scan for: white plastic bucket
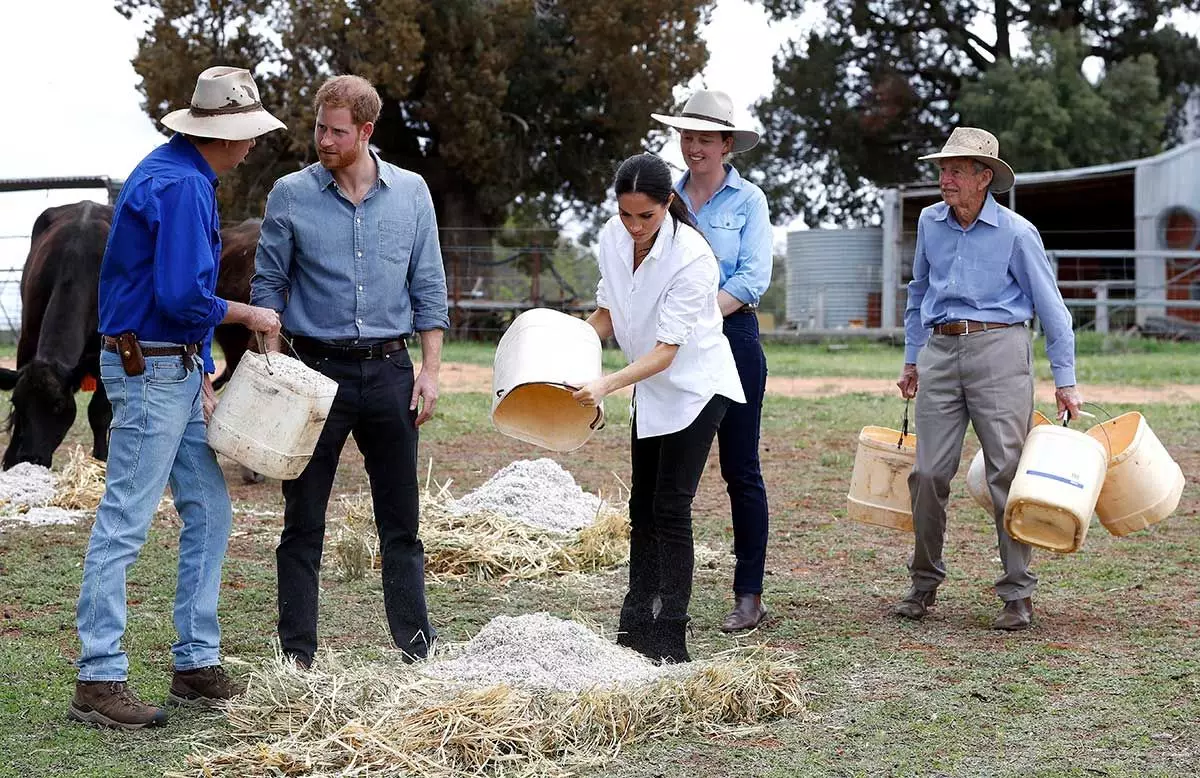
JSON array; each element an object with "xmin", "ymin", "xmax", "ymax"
[
  {"xmin": 207, "ymin": 351, "xmax": 339, "ymax": 480},
  {"xmin": 966, "ymin": 410, "xmax": 1053, "ymax": 513},
  {"xmin": 491, "ymin": 308, "xmax": 605, "ymax": 452},
  {"xmin": 846, "ymin": 425, "xmax": 918, "ymax": 531},
  {"xmin": 1003, "ymin": 424, "xmax": 1108, "ymax": 553},
  {"xmin": 1085, "ymin": 412, "xmax": 1186, "ymax": 537}
]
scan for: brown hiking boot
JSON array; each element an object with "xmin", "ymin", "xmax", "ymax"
[
  {"xmin": 893, "ymin": 587, "xmax": 937, "ymax": 620},
  {"xmin": 68, "ymin": 680, "xmax": 168, "ymax": 730},
  {"xmin": 167, "ymin": 665, "xmax": 245, "ymax": 707},
  {"xmin": 992, "ymin": 597, "xmax": 1034, "ymax": 631},
  {"xmin": 720, "ymin": 593, "xmax": 768, "ymax": 632}
]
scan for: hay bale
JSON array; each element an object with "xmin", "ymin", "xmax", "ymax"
[{"xmin": 175, "ymin": 615, "xmax": 809, "ymax": 778}]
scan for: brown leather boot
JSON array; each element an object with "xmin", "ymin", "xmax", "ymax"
[
  {"xmin": 720, "ymin": 594, "xmax": 768, "ymax": 633},
  {"xmin": 167, "ymin": 665, "xmax": 245, "ymax": 707},
  {"xmin": 992, "ymin": 597, "xmax": 1033, "ymax": 631},
  {"xmin": 68, "ymin": 680, "xmax": 168, "ymax": 730},
  {"xmin": 893, "ymin": 587, "xmax": 937, "ymax": 620}
]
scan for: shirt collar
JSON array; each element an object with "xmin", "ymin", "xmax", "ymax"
[
  {"xmin": 169, "ymin": 134, "xmax": 218, "ymax": 186},
  {"xmin": 933, "ymin": 192, "xmax": 999, "ymax": 229},
  {"xmin": 314, "ymin": 148, "xmax": 390, "ymax": 190},
  {"xmin": 676, "ymin": 163, "xmax": 744, "ymax": 197}
]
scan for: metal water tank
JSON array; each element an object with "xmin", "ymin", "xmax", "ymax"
[{"xmin": 786, "ymin": 228, "xmax": 882, "ymax": 328}]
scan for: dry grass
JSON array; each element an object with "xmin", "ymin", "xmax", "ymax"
[
  {"xmin": 174, "ymin": 644, "xmax": 809, "ymax": 778},
  {"xmin": 330, "ymin": 475, "xmax": 629, "ymax": 583},
  {"xmin": 49, "ymin": 445, "xmax": 108, "ymax": 511}
]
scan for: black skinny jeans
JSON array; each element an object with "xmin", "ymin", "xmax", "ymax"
[
  {"xmin": 621, "ymin": 395, "xmax": 730, "ymax": 632},
  {"xmin": 276, "ymin": 348, "xmax": 434, "ymax": 666}
]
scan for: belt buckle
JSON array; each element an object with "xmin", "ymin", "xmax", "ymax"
[{"xmin": 348, "ymin": 345, "xmax": 374, "ymax": 360}]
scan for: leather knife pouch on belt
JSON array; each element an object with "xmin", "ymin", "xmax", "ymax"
[{"xmin": 117, "ymin": 332, "xmax": 146, "ymax": 376}]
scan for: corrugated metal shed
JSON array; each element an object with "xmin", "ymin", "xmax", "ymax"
[{"xmin": 786, "ymin": 228, "xmax": 882, "ymax": 328}]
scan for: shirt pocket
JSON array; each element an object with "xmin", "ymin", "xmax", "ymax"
[
  {"xmin": 706, "ymin": 211, "xmax": 746, "ymax": 262},
  {"xmin": 379, "ymin": 219, "xmax": 415, "ymax": 266},
  {"xmin": 962, "ymin": 254, "xmax": 1011, "ymax": 304}
]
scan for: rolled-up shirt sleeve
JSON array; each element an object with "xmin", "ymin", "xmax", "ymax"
[
  {"xmin": 595, "ymin": 274, "xmax": 609, "ymax": 309},
  {"xmin": 150, "ymin": 178, "xmax": 228, "ymax": 333},
  {"xmin": 1011, "ymin": 226, "xmax": 1076, "ymax": 386},
  {"xmin": 251, "ymin": 180, "xmax": 294, "ymax": 312},
  {"xmin": 656, "ymin": 255, "xmax": 718, "ymax": 346},
  {"xmin": 407, "ymin": 179, "xmax": 450, "ymax": 332},
  {"xmin": 721, "ymin": 190, "xmax": 774, "ymax": 306}
]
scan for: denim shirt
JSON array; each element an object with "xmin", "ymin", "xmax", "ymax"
[
  {"xmin": 251, "ymin": 152, "xmax": 450, "ymax": 340},
  {"xmin": 904, "ymin": 193, "xmax": 1076, "ymax": 386},
  {"xmin": 675, "ymin": 165, "xmax": 773, "ymax": 306},
  {"xmin": 98, "ymin": 134, "xmax": 229, "ymax": 372}
]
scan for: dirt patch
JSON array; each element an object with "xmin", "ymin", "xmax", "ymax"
[{"xmin": 764, "ymin": 375, "xmax": 1200, "ymax": 405}]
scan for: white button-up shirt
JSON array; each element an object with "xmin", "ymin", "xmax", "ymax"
[{"xmin": 596, "ymin": 213, "xmax": 745, "ymax": 439}]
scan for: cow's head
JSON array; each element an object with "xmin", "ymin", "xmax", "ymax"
[{"xmin": 3, "ymin": 360, "xmax": 77, "ymax": 469}]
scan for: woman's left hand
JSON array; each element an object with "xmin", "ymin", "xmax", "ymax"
[{"xmin": 572, "ymin": 379, "xmax": 609, "ymax": 408}]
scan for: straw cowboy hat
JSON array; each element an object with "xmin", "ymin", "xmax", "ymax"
[
  {"xmin": 919, "ymin": 127, "xmax": 1016, "ymax": 194},
  {"xmin": 161, "ymin": 66, "xmax": 286, "ymax": 141},
  {"xmin": 651, "ymin": 90, "xmax": 760, "ymax": 154}
]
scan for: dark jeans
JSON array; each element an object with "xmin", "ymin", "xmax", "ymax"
[
  {"xmin": 276, "ymin": 349, "xmax": 434, "ymax": 666},
  {"xmin": 719, "ymin": 310, "xmax": 770, "ymax": 594},
  {"xmin": 621, "ymin": 395, "xmax": 729, "ymax": 638}
]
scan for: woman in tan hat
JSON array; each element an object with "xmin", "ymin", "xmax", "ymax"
[
  {"xmin": 652, "ymin": 90, "xmax": 773, "ymax": 633},
  {"xmin": 69, "ymin": 66, "xmax": 284, "ymax": 730}
]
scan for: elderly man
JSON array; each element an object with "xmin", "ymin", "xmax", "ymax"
[
  {"xmin": 70, "ymin": 67, "xmax": 283, "ymax": 729},
  {"xmin": 253, "ymin": 74, "xmax": 448, "ymax": 668},
  {"xmin": 894, "ymin": 127, "xmax": 1083, "ymax": 631}
]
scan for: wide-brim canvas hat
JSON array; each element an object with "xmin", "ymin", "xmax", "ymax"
[
  {"xmin": 161, "ymin": 66, "xmax": 286, "ymax": 141},
  {"xmin": 918, "ymin": 127, "xmax": 1015, "ymax": 193},
  {"xmin": 651, "ymin": 90, "xmax": 760, "ymax": 154}
]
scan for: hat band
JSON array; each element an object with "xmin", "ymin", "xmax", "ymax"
[
  {"xmin": 189, "ymin": 101, "xmax": 264, "ymax": 118},
  {"xmin": 681, "ymin": 111, "xmax": 734, "ymax": 128}
]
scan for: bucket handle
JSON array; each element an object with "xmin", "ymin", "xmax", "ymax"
[
  {"xmin": 898, "ymin": 398, "xmax": 910, "ymax": 450},
  {"xmin": 253, "ymin": 332, "xmax": 304, "ymax": 376},
  {"xmin": 1057, "ymin": 402, "xmax": 1114, "ymax": 460},
  {"xmin": 496, "ymin": 381, "xmax": 606, "ymax": 433}
]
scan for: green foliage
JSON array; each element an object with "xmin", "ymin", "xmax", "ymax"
[
  {"xmin": 116, "ymin": 0, "xmax": 715, "ymax": 228},
  {"xmin": 751, "ymin": 0, "xmax": 1200, "ymax": 227},
  {"xmin": 956, "ymin": 31, "xmax": 1168, "ymax": 172}
]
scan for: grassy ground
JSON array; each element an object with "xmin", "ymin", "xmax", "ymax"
[
  {"xmin": 0, "ymin": 362, "xmax": 1198, "ymax": 776},
  {"xmin": 429, "ymin": 332, "xmax": 1200, "ymax": 385}
]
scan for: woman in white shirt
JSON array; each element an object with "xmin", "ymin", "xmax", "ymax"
[{"xmin": 573, "ymin": 153, "xmax": 744, "ymax": 663}]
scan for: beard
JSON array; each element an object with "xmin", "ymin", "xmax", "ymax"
[{"xmin": 318, "ymin": 143, "xmax": 361, "ymax": 170}]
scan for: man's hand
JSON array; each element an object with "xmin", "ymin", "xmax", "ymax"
[
  {"xmin": 1055, "ymin": 384, "xmax": 1084, "ymax": 422},
  {"xmin": 896, "ymin": 363, "xmax": 919, "ymax": 399},
  {"xmin": 225, "ymin": 301, "xmax": 281, "ymax": 338},
  {"xmin": 201, "ymin": 374, "xmax": 217, "ymax": 424},
  {"xmin": 411, "ymin": 370, "xmax": 439, "ymax": 426},
  {"xmin": 572, "ymin": 378, "xmax": 610, "ymax": 408}
]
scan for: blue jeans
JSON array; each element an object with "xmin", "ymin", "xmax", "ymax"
[
  {"xmin": 719, "ymin": 311, "xmax": 770, "ymax": 595},
  {"xmin": 76, "ymin": 346, "xmax": 233, "ymax": 681}
]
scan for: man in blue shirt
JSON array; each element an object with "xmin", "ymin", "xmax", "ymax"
[
  {"xmin": 894, "ymin": 128, "xmax": 1084, "ymax": 631},
  {"xmin": 70, "ymin": 67, "xmax": 284, "ymax": 730},
  {"xmin": 253, "ymin": 75, "xmax": 449, "ymax": 668},
  {"xmin": 654, "ymin": 90, "xmax": 774, "ymax": 632}
]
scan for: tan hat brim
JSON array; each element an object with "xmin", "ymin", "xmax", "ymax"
[
  {"xmin": 651, "ymin": 113, "xmax": 760, "ymax": 154},
  {"xmin": 161, "ymin": 108, "xmax": 287, "ymax": 141},
  {"xmin": 918, "ymin": 151, "xmax": 1016, "ymax": 194}
]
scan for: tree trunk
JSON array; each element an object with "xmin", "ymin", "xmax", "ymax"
[{"xmin": 995, "ymin": 0, "xmax": 1011, "ymax": 61}]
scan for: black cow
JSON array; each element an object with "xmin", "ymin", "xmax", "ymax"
[{"xmin": 1, "ymin": 203, "xmax": 259, "ymax": 469}]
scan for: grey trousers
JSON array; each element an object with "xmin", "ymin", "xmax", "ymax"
[{"xmin": 908, "ymin": 325, "xmax": 1037, "ymax": 601}]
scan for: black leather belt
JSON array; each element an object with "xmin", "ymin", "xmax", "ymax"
[
  {"xmin": 291, "ymin": 335, "xmax": 407, "ymax": 360},
  {"xmin": 102, "ymin": 337, "xmax": 199, "ymax": 358},
  {"xmin": 733, "ymin": 304, "xmax": 758, "ymax": 315},
  {"xmin": 932, "ymin": 320, "xmax": 1015, "ymax": 336}
]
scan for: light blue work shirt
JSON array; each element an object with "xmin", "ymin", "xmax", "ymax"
[
  {"xmin": 903, "ymin": 193, "xmax": 1076, "ymax": 386},
  {"xmin": 675, "ymin": 165, "xmax": 773, "ymax": 306},
  {"xmin": 251, "ymin": 151, "xmax": 450, "ymax": 339}
]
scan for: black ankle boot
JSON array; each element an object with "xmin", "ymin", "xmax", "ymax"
[{"xmin": 652, "ymin": 617, "xmax": 691, "ymax": 664}]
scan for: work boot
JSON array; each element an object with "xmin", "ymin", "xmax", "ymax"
[
  {"xmin": 992, "ymin": 597, "xmax": 1034, "ymax": 631},
  {"xmin": 720, "ymin": 593, "xmax": 768, "ymax": 633},
  {"xmin": 893, "ymin": 587, "xmax": 937, "ymax": 620},
  {"xmin": 167, "ymin": 665, "xmax": 245, "ymax": 707},
  {"xmin": 68, "ymin": 680, "xmax": 168, "ymax": 730},
  {"xmin": 617, "ymin": 611, "xmax": 656, "ymax": 661}
]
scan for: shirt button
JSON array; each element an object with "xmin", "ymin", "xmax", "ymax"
[
  {"xmin": 357, "ymin": 251, "xmax": 363, "ymax": 257},
  {"xmin": 356, "ymin": 318, "xmax": 363, "ymax": 325},
  {"xmin": 358, "ymin": 285, "xmax": 363, "ymax": 291},
  {"xmin": 356, "ymin": 218, "xmax": 361, "ymax": 224}
]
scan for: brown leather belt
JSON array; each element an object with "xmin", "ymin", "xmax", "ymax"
[
  {"xmin": 932, "ymin": 320, "xmax": 1015, "ymax": 336},
  {"xmin": 292, "ymin": 335, "xmax": 407, "ymax": 360},
  {"xmin": 733, "ymin": 304, "xmax": 758, "ymax": 315},
  {"xmin": 102, "ymin": 336, "xmax": 199, "ymax": 358}
]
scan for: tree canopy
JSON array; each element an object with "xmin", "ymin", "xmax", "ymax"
[
  {"xmin": 117, "ymin": 0, "xmax": 714, "ymax": 233},
  {"xmin": 749, "ymin": 0, "xmax": 1200, "ymax": 227}
]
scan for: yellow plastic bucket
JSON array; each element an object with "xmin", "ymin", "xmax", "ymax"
[
  {"xmin": 1085, "ymin": 412, "xmax": 1186, "ymax": 537},
  {"xmin": 847, "ymin": 425, "xmax": 918, "ymax": 531},
  {"xmin": 966, "ymin": 410, "xmax": 1054, "ymax": 513},
  {"xmin": 1003, "ymin": 424, "xmax": 1108, "ymax": 553}
]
